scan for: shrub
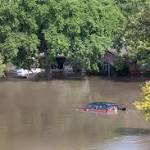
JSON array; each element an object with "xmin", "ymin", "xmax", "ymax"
[
  {"xmin": 0, "ymin": 54, "xmax": 6, "ymax": 77},
  {"xmin": 134, "ymin": 81, "xmax": 150, "ymax": 120}
]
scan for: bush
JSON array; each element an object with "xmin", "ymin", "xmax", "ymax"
[
  {"xmin": 0, "ymin": 54, "xmax": 6, "ymax": 77},
  {"xmin": 134, "ymin": 81, "xmax": 150, "ymax": 121}
]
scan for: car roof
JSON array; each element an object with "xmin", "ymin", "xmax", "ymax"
[{"xmin": 88, "ymin": 102, "xmax": 117, "ymax": 106}]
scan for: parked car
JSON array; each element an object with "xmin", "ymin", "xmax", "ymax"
[
  {"xmin": 31, "ymin": 68, "xmax": 44, "ymax": 74},
  {"xmin": 8, "ymin": 68, "xmax": 32, "ymax": 78}
]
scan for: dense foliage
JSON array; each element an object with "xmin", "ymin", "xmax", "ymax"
[
  {"xmin": 0, "ymin": 0, "xmax": 149, "ymax": 76},
  {"xmin": 0, "ymin": 0, "xmax": 125, "ymax": 74},
  {"xmin": 0, "ymin": 54, "xmax": 5, "ymax": 77},
  {"xmin": 115, "ymin": 0, "xmax": 150, "ymax": 62},
  {"xmin": 0, "ymin": 0, "xmax": 39, "ymax": 69},
  {"xmin": 115, "ymin": 0, "xmax": 147, "ymax": 16},
  {"xmin": 134, "ymin": 82, "xmax": 150, "ymax": 121},
  {"xmin": 43, "ymin": 0, "xmax": 125, "ymax": 70},
  {"xmin": 125, "ymin": 8, "xmax": 150, "ymax": 64}
]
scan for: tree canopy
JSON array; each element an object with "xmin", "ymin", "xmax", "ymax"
[
  {"xmin": 42, "ymin": 0, "xmax": 125, "ymax": 70},
  {"xmin": 114, "ymin": 0, "xmax": 150, "ymax": 62},
  {"xmin": 125, "ymin": 8, "xmax": 150, "ymax": 64},
  {"xmin": 0, "ymin": 0, "xmax": 39, "ymax": 69},
  {"xmin": 0, "ymin": 0, "xmax": 149, "ymax": 75},
  {"xmin": 0, "ymin": 0, "xmax": 125, "ymax": 72}
]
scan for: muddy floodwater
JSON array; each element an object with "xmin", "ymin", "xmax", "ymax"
[{"xmin": 0, "ymin": 77, "xmax": 150, "ymax": 150}]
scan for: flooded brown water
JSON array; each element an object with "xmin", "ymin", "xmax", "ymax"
[{"xmin": 0, "ymin": 77, "xmax": 150, "ymax": 150}]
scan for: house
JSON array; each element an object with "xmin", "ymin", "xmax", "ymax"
[{"xmin": 100, "ymin": 47, "xmax": 131, "ymax": 77}]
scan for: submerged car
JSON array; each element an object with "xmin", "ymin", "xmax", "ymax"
[{"xmin": 80, "ymin": 102, "xmax": 126, "ymax": 113}]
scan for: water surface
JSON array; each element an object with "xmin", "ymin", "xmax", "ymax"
[{"xmin": 0, "ymin": 77, "xmax": 149, "ymax": 150}]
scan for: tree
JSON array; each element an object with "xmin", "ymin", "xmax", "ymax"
[
  {"xmin": 0, "ymin": 0, "xmax": 19, "ymax": 62},
  {"xmin": 0, "ymin": 0, "xmax": 39, "ymax": 69},
  {"xmin": 125, "ymin": 9, "xmax": 150, "ymax": 64},
  {"xmin": 112, "ymin": 0, "xmax": 150, "ymax": 74},
  {"xmin": 43, "ymin": 0, "xmax": 125, "ymax": 71},
  {"xmin": 0, "ymin": 0, "xmax": 125, "ymax": 74}
]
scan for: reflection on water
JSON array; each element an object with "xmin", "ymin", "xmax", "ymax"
[{"xmin": 0, "ymin": 77, "xmax": 149, "ymax": 150}]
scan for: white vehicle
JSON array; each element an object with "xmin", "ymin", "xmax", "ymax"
[
  {"xmin": 31, "ymin": 68, "xmax": 44, "ymax": 74},
  {"xmin": 9, "ymin": 68, "xmax": 32, "ymax": 78}
]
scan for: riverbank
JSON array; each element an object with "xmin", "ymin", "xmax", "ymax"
[{"xmin": 1, "ymin": 73, "xmax": 150, "ymax": 83}]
